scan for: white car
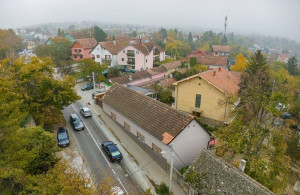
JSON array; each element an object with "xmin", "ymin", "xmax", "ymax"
[
  {"xmin": 111, "ymin": 187, "xmax": 124, "ymax": 195},
  {"xmin": 80, "ymin": 107, "xmax": 92, "ymax": 118}
]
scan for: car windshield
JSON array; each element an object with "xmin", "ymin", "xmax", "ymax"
[
  {"xmin": 74, "ymin": 121, "xmax": 82, "ymax": 127},
  {"xmin": 85, "ymin": 110, "xmax": 91, "ymax": 114},
  {"xmin": 111, "ymin": 150, "xmax": 121, "ymax": 157},
  {"xmin": 58, "ymin": 132, "xmax": 68, "ymax": 140}
]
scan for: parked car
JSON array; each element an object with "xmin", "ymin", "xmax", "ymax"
[
  {"xmin": 101, "ymin": 141, "xmax": 123, "ymax": 162},
  {"xmin": 57, "ymin": 127, "xmax": 70, "ymax": 147},
  {"xmin": 70, "ymin": 114, "xmax": 84, "ymax": 130},
  {"xmin": 92, "ymin": 90, "xmax": 105, "ymax": 99},
  {"xmin": 81, "ymin": 83, "xmax": 94, "ymax": 91},
  {"xmin": 282, "ymin": 112, "xmax": 291, "ymax": 119},
  {"xmin": 111, "ymin": 187, "xmax": 124, "ymax": 195},
  {"xmin": 80, "ymin": 107, "xmax": 92, "ymax": 118}
]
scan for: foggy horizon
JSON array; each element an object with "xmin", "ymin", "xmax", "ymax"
[{"xmin": 0, "ymin": 0, "xmax": 299, "ymax": 42}]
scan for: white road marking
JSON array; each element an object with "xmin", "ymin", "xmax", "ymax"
[{"xmin": 71, "ymin": 104, "xmax": 128, "ymax": 194}]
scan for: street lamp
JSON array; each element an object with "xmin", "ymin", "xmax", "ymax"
[{"xmin": 161, "ymin": 143, "xmax": 174, "ymax": 194}]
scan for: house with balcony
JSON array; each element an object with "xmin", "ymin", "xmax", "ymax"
[
  {"xmin": 173, "ymin": 67, "xmax": 241, "ymax": 126},
  {"xmin": 90, "ymin": 40, "xmax": 127, "ymax": 67},
  {"xmin": 100, "ymin": 83, "xmax": 211, "ymax": 169},
  {"xmin": 212, "ymin": 45, "xmax": 230, "ymax": 56},
  {"xmin": 117, "ymin": 42, "xmax": 165, "ymax": 71},
  {"xmin": 71, "ymin": 38, "xmax": 98, "ymax": 61}
]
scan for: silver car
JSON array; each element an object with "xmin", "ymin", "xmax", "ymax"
[
  {"xmin": 70, "ymin": 114, "xmax": 84, "ymax": 130},
  {"xmin": 80, "ymin": 107, "xmax": 92, "ymax": 118}
]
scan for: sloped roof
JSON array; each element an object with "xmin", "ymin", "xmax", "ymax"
[
  {"xmin": 185, "ymin": 149, "xmax": 275, "ymax": 195},
  {"xmin": 131, "ymin": 43, "xmax": 150, "ymax": 55},
  {"xmin": 163, "ymin": 60, "xmax": 181, "ymax": 70},
  {"xmin": 110, "ymin": 70, "xmax": 151, "ymax": 85},
  {"xmin": 177, "ymin": 67, "xmax": 188, "ymax": 74},
  {"xmin": 102, "ymin": 83, "xmax": 194, "ymax": 144},
  {"xmin": 159, "ymin": 77, "xmax": 176, "ymax": 87},
  {"xmin": 100, "ymin": 40, "xmax": 128, "ymax": 55},
  {"xmin": 76, "ymin": 38, "xmax": 98, "ymax": 49},
  {"xmin": 144, "ymin": 42, "xmax": 164, "ymax": 52},
  {"xmin": 146, "ymin": 66, "xmax": 168, "ymax": 76},
  {"xmin": 173, "ymin": 67, "xmax": 240, "ymax": 95},
  {"xmin": 196, "ymin": 55, "xmax": 228, "ymax": 66},
  {"xmin": 212, "ymin": 45, "xmax": 231, "ymax": 53}
]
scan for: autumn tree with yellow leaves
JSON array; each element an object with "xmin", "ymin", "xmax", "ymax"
[{"xmin": 232, "ymin": 53, "xmax": 247, "ymax": 71}]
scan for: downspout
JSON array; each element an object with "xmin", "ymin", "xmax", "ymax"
[
  {"xmin": 223, "ymin": 94, "xmax": 228, "ymax": 125},
  {"xmin": 175, "ymin": 85, "xmax": 178, "ymax": 109}
]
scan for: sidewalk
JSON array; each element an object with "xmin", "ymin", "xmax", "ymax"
[{"xmin": 77, "ymin": 85, "xmax": 186, "ymax": 195}]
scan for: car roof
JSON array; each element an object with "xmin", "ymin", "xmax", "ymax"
[
  {"xmin": 71, "ymin": 113, "xmax": 79, "ymax": 118},
  {"xmin": 81, "ymin": 107, "xmax": 90, "ymax": 111},
  {"xmin": 107, "ymin": 144, "xmax": 118, "ymax": 151}
]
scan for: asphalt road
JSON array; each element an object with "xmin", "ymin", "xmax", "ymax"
[{"xmin": 62, "ymin": 101, "xmax": 141, "ymax": 194}]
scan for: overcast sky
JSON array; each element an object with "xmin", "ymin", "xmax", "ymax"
[{"xmin": 0, "ymin": 0, "xmax": 299, "ymax": 42}]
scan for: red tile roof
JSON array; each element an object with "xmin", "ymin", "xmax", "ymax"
[
  {"xmin": 177, "ymin": 67, "xmax": 188, "ymax": 74},
  {"xmin": 146, "ymin": 66, "xmax": 168, "ymax": 76},
  {"xmin": 131, "ymin": 42, "xmax": 164, "ymax": 55},
  {"xmin": 102, "ymin": 83, "xmax": 194, "ymax": 144},
  {"xmin": 174, "ymin": 67, "xmax": 240, "ymax": 95},
  {"xmin": 212, "ymin": 45, "xmax": 230, "ymax": 53},
  {"xmin": 76, "ymin": 38, "xmax": 98, "ymax": 49},
  {"xmin": 100, "ymin": 40, "xmax": 128, "ymax": 55},
  {"xmin": 68, "ymin": 30, "xmax": 91, "ymax": 39},
  {"xmin": 110, "ymin": 70, "xmax": 152, "ymax": 85},
  {"xmin": 159, "ymin": 77, "xmax": 176, "ymax": 87},
  {"xmin": 196, "ymin": 55, "xmax": 228, "ymax": 66},
  {"xmin": 163, "ymin": 60, "xmax": 181, "ymax": 70}
]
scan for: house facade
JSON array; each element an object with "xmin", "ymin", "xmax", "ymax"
[
  {"xmin": 101, "ymin": 84, "xmax": 211, "ymax": 169},
  {"xmin": 212, "ymin": 45, "xmax": 230, "ymax": 56},
  {"xmin": 173, "ymin": 67, "xmax": 240, "ymax": 126},
  {"xmin": 90, "ymin": 40, "xmax": 126, "ymax": 67},
  {"xmin": 117, "ymin": 42, "xmax": 165, "ymax": 71},
  {"xmin": 71, "ymin": 38, "xmax": 98, "ymax": 61}
]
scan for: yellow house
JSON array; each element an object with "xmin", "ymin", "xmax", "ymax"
[{"xmin": 173, "ymin": 67, "xmax": 240, "ymax": 126}]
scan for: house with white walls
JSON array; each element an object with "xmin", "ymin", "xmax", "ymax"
[
  {"xmin": 90, "ymin": 40, "xmax": 127, "ymax": 67},
  {"xmin": 100, "ymin": 83, "xmax": 211, "ymax": 169}
]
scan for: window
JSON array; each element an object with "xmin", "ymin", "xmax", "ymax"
[
  {"xmin": 195, "ymin": 94, "xmax": 201, "ymax": 108},
  {"xmin": 96, "ymin": 55, "xmax": 100, "ymax": 58},
  {"xmin": 74, "ymin": 49, "xmax": 77, "ymax": 52},
  {"xmin": 123, "ymin": 50, "xmax": 125, "ymax": 53},
  {"xmin": 152, "ymin": 143, "xmax": 162, "ymax": 156},
  {"xmin": 146, "ymin": 59, "xmax": 148, "ymax": 63},
  {"xmin": 78, "ymin": 49, "xmax": 81, "ymax": 52},
  {"xmin": 73, "ymin": 55, "xmax": 77, "ymax": 58},
  {"xmin": 137, "ymin": 132, "xmax": 145, "ymax": 142},
  {"xmin": 124, "ymin": 122, "xmax": 130, "ymax": 131},
  {"xmin": 80, "ymin": 55, "xmax": 83, "ymax": 59},
  {"xmin": 136, "ymin": 51, "xmax": 139, "ymax": 54},
  {"xmin": 122, "ymin": 58, "xmax": 124, "ymax": 61}
]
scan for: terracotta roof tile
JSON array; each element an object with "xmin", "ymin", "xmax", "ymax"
[
  {"xmin": 146, "ymin": 66, "xmax": 168, "ymax": 76},
  {"xmin": 110, "ymin": 76, "xmax": 130, "ymax": 85},
  {"xmin": 200, "ymin": 67, "xmax": 240, "ymax": 95},
  {"xmin": 100, "ymin": 40, "xmax": 128, "ymax": 55},
  {"xmin": 159, "ymin": 78, "xmax": 176, "ymax": 87},
  {"xmin": 68, "ymin": 30, "xmax": 91, "ymax": 39},
  {"xmin": 102, "ymin": 83, "xmax": 194, "ymax": 144},
  {"xmin": 196, "ymin": 55, "xmax": 228, "ymax": 66},
  {"xmin": 131, "ymin": 44, "xmax": 150, "ymax": 55},
  {"xmin": 76, "ymin": 38, "xmax": 98, "ymax": 49},
  {"xmin": 212, "ymin": 45, "xmax": 231, "ymax": 53},
  {"xmin": 177, "ymin": 67, "xmax": 188, "ymax": 74},
  {"xmin": 163, "ymin": 60, "xmax": 181, "ymax": 70}
]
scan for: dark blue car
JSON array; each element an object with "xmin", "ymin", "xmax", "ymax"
[
  {"xmin": 101, "ymin": 141, "xmax": 123, "ymax": 162},
  {"xmin": 57, "ymin": 127, "xmax": 70, "ymax": 148}
]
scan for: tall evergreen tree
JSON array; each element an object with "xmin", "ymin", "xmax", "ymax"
[
  {"xmin": 188, "ymin": 32, "xmax": 193, "ymax": 46},
  {"xmin": 286, "ymin": 56, "xmax": 299, "ymax": 75},
  {"xmin": 93, "ymin": 26, "xmax": 107, "ymax": 42}
]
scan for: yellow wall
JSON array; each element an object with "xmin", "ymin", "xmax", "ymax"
[{"xmin": 174, "ymin": 76, "xmax": 228, "ymax": 123}]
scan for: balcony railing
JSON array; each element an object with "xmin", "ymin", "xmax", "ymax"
[
  {"xmin": 127, "ymin": 61, "xmax": 135, "ymax": 65},
  {"xmin": 102, "ymin": 58, "xmax": 112, "ymax": 62},
  {"xmin": 127, "ymin": 52, "xmax": 135, "ymax": 57}
]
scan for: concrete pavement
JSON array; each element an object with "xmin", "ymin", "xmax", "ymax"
[{"xmin": 76, "ymin": 83, "xmax": 186, "ymax": 195}]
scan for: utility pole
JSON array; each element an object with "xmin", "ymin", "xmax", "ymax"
[{"xmin": 92, "ymin": 72, "xmax": 96, "ymax": 89}]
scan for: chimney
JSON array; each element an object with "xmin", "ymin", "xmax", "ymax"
[
  {"xmin": 213, "ymin": 70, "xmax": 216, "ymax": 77},
  {"xmin": 239, "ymin": 159, "xmax": 247, "ymax": 172},
  {"xmin": 129, "ymin": 75, "xmax": 132, "ymax": 81},
  {"xmin": 139, "ymin": 34, "xmax": 142, "ymax": 43},
  {"xmin": 113, "ymin": 40, "xmax": 116, "ymax": 45},
  {"xmin": 228, "ymin": 72, "xmax": 231, "ymax": 78}
]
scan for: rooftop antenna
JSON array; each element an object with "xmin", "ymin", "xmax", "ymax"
[{"xmin": 224, "ymin": 16, "xmax": 228, "ymax": 35}]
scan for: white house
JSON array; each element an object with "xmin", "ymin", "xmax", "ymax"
[
  {"xmin": 90, "ymin": 40, "xmax": 127, "ymax": 67},
  {"xmin": 100, "ymin": 83, "xmax": 211, "ymax": 169}
]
